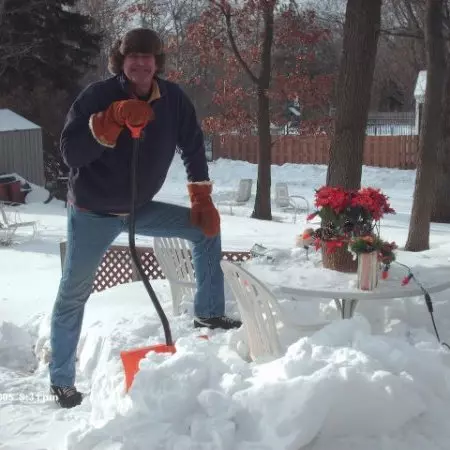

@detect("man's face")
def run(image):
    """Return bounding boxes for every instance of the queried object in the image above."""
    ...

[123,53,157,85]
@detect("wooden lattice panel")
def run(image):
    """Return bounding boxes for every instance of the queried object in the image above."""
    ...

[59,242,251,293]
[221,251,252,263]
[93,248,134,292]
[134,249,165,281]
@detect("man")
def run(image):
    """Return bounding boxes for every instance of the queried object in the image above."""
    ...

[49,28,241,408]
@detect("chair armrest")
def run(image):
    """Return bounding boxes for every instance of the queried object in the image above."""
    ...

[288,195,310,213]
[165,278,196,289]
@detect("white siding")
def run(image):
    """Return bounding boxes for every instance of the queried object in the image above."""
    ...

[0,129,45,186]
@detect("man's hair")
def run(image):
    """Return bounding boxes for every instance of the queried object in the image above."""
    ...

[108,28,165,75]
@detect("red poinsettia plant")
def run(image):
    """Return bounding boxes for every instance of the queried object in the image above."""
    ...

[306,185,395,253]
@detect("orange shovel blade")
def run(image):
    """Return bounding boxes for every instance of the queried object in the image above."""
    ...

[120,335,209,392]
[120,344,176,392]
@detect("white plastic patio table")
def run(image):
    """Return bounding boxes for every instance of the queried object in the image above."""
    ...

[244,260,450,319]
[279,279,450,319]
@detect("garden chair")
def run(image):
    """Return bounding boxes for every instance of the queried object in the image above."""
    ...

[220,260,326,363]
[274,182,310,223]
[153,236,196,316]
[0,201,37,244]
[215,178,253,215]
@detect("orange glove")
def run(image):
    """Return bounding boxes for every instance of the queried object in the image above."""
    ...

[89,99,155,147]
[187,182,220,237]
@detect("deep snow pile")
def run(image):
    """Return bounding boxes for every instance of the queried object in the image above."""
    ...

[61,317,450,450]
[2,157,450,450]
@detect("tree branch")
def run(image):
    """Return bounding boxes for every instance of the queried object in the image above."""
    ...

[402,0,423,32]
[380,27,424,39]
[210,0,259,84]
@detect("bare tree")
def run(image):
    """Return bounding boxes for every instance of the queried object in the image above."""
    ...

[405,0,446,251]
[383,0,425,38]
[164,0,206,70]
[431,1,450,222]
[326,0,382,189]
[75,0,130,80]
[0,0,5,24]
[431,64,450,223]
[381,0,450,223]
[313,0,426,112]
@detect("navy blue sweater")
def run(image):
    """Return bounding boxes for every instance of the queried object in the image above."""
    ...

[60,73,209,214]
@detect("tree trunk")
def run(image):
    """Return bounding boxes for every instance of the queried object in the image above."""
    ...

[0,0,4,24]
[252,4,274,221]
[326,0,382,190]
[405,0,446,251]
[252,87,272,220]
[430,65,450,223]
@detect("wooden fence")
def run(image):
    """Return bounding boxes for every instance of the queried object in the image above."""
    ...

[59,241,251,293]
[212,135,418,169]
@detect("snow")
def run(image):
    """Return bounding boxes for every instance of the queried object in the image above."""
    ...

[2,155,450,450]
[0,109,41,132]
[414,70,427,103]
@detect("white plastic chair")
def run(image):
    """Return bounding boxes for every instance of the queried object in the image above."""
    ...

[215,178,253,214]
[221,260,282,362]
[274,182,309,223]
[221,260,326,363]
[153,237,196,316]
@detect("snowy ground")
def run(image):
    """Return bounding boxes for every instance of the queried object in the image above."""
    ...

[1,156,450,450]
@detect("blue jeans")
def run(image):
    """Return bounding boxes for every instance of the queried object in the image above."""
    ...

[49,201,225,387]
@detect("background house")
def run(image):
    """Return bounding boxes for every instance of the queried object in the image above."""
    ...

[0,109,45,186]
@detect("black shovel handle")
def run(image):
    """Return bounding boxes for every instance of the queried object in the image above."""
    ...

[127,124,173,347]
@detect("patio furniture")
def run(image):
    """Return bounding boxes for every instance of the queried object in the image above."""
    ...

[221,260,327,362]
[243,255,450,321]
[153,236,196,316]
[0,201,37,244]
[215,178,253,215]
[274,182,309,223]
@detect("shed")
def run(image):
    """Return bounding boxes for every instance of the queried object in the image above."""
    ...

[414,70,427,135]
[0,109,45,186]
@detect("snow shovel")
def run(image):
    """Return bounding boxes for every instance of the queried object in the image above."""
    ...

[120,121,176,392]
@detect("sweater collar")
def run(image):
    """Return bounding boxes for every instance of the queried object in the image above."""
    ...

[117,72,166,101]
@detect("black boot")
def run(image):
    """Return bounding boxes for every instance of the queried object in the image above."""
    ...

[194,316,242,330]
[50,385,83,408]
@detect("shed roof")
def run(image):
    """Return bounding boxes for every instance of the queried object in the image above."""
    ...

[0,109,40,132]
[414,70,427,103]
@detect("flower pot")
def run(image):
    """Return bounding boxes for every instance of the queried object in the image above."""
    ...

[321,242,357,273]
[357,251,379,291]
